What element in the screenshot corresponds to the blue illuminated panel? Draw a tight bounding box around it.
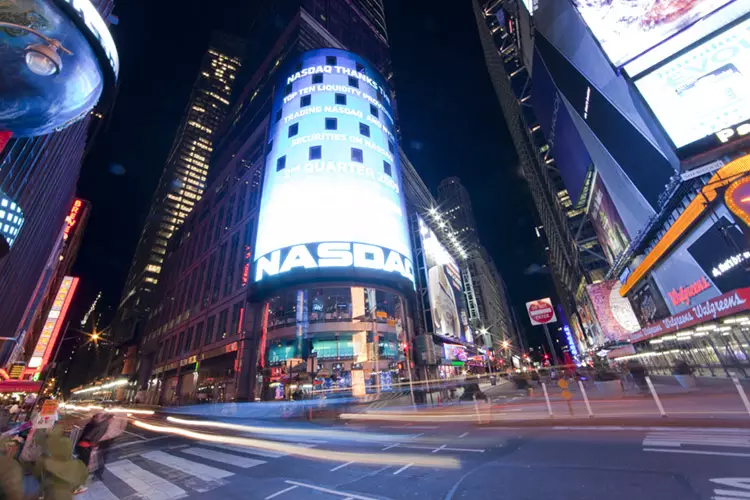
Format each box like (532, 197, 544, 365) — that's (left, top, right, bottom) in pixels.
(254, 49, 414, 290)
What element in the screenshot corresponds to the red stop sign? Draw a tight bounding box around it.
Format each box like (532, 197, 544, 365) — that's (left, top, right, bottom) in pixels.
(528, 300, 555, 324)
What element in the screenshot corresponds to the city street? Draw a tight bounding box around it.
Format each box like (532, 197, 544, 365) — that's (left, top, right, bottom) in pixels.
(77, 416, 750, 500)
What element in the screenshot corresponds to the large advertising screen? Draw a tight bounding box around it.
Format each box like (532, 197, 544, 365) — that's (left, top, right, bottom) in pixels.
(417, 216, 471, 342)
(634, 18, 750, 155)
(254, 49, 414, 291)
(572, 0, 736, 68)
(586, 280, 641, 343)
(687, 216, 750, 293)
(588, 174, 631, 265)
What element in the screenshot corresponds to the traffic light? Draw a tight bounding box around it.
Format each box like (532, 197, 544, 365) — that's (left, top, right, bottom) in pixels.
(544, 354, 549, 360)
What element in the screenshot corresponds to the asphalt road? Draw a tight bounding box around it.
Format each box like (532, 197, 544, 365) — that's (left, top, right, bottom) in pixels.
(75, 418, 750, 500)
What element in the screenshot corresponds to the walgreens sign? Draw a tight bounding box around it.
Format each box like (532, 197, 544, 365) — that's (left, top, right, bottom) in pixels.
(630, 287, 750, 343)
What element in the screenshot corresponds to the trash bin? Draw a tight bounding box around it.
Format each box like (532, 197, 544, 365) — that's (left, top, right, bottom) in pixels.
(490, 375, 497, 386)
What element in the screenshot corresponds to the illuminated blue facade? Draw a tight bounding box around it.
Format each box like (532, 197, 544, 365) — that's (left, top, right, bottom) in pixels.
(254, 49, 414, 292)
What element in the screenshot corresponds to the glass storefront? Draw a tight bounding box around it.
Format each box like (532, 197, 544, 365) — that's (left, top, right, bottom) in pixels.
(260, 285, 411, 400)
(617, 315, 750, 377)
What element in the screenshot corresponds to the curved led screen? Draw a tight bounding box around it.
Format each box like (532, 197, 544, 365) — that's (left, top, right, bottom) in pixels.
(0, 0, 113, 137)
(254, 49, 414, 292)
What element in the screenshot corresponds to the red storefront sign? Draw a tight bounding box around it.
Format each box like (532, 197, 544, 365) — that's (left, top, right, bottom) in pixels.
(630, 287, 750, 343)
(64, 199, 83, 240)
(667, 276, 711, 307)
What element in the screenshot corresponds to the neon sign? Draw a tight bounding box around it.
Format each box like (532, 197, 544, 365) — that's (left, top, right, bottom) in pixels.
(63, 199, 83, 240)
(667, 276, 711, 307)
(28, 276, 79, 370)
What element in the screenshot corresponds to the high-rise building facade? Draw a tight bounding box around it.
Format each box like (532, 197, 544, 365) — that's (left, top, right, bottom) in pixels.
(0, 0, 118, 366)
(437, 177, 517, 350)
(474, 0, 750, 378)
(99, 0, 486, 405)
(111, 33, 245, 348)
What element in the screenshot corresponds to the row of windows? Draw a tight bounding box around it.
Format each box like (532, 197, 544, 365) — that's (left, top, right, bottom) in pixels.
(158, 301, 244, 363)
(287, 118, 373, 138)
(276, 148, 391, 176)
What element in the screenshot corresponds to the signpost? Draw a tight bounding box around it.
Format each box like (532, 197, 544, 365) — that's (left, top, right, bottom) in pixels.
(526, 298, 561, 367)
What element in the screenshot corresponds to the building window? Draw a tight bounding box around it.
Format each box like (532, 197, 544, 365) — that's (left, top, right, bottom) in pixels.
(351, 148, 363, 163)
(205, 315, 216, 345)
(348, 76, 359, 88)
(383, 161, 392, 176)
(312, 73, 323, 84)
(301, 95, 311, 107)
(184, 327, 194, 353)
(388, 141, 395, 153)
(309, 145, 322, 160)
(194, 322, 204, 349)
(267, 139, 273, 154)
(370, 104, 379, 118)
(326, 55, 337, 66)
(275, 109, 282, 123)
(325, 118, 337, 130)
(284, 84, 292, 96)
(288, 123, 299, 137)
(359, 123, 370, 137)
(218, 309, 229, 339)
(276, 156, 286, 172)
(356, 62, 365, 73)
(335, 93, 347, 105)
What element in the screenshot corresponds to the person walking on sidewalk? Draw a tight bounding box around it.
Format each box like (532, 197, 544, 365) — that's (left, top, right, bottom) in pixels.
(73, 412, 112, 494)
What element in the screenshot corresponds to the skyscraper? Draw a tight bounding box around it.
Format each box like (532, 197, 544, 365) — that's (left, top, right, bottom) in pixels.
(437, 177, 479, 250)
(437, 177, 517, 350)
(111, 33, 245, 347)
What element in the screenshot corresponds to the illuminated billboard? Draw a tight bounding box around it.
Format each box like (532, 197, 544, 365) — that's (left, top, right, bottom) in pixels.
(28, 276, 79, 370)
(572, 0, 737, 69)
(586, 280, 640, 343)
(417, 216, 471, 342)
(254, 49, 414, 291)
(0, 0, 118, 137)
(634, 18, 750, 155)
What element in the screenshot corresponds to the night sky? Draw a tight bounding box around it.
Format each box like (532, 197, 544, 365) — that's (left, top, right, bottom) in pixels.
(71, 0, 556, 353)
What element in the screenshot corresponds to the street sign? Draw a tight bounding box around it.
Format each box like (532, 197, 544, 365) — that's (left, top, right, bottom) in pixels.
(525, 298, 557, 325)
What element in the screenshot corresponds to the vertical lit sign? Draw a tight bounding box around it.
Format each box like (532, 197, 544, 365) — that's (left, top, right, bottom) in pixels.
(63, 199, 83, 240)
(254, 49, 414, 289)
(28, 276, 79, 370)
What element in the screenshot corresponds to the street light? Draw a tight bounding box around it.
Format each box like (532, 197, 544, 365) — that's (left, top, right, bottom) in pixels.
(0, 22, 73, 76)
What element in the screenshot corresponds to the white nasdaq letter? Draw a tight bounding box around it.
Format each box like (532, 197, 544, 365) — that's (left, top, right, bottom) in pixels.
(353, 243, 384, 270)
(318, 242, 353, 267)
(279, 245, 318, 273)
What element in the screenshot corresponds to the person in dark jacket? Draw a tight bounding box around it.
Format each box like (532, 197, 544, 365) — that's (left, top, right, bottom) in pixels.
(74, 412, 113, 492)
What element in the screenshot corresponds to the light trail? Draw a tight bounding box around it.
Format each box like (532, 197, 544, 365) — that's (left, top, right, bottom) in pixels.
(165, 416, 403, 443)
(133, 420, 459, 469)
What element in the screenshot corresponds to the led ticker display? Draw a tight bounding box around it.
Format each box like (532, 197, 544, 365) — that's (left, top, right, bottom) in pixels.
(254, 49, 414, 291)
(572, 0, 736, 69)
(417, 216, 471, 342)
(28, 276, 79, 370)
(634, 18, 750, 153)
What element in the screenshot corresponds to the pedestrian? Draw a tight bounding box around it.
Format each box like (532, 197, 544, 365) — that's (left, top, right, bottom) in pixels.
(73, 412, 113, 494)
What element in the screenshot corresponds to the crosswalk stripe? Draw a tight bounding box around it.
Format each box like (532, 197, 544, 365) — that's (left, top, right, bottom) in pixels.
(77, 480, 119, 500)
(143, 450, 234, 480)
(106, 459, 188, 500)
(207, 443, 286, 458)
(181, 447, 266, 468)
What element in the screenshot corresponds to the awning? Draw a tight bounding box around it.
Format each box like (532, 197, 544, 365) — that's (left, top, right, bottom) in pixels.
(0, 380, 42, 393)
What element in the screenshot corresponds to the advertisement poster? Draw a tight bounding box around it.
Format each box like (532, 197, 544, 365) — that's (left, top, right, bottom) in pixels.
(588, 174, 631, 265)
(586, 280, 641, 343)
(254, 49, 414, 289)
(634, 17, 750, 150)
(417, 216, 471, 342)
(572, 0, 734, 68)
(531, 48, 593, 205)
